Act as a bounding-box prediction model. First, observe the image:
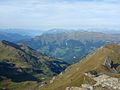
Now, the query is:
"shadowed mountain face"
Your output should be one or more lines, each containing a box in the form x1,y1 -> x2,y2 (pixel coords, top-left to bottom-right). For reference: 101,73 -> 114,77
19,30 -> 120,64
41,44 -> 120,90
0,40 -> 68,90
0,62 -> 39,82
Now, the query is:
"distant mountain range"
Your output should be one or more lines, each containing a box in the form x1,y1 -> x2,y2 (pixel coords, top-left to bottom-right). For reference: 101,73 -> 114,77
19,30 -> 120,64
0,40 -> 68,90
0,31 -> 31,42
0,29 -> 45,36
1,29 -> 120,64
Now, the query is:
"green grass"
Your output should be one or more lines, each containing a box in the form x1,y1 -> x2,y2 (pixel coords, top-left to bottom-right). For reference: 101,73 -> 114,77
0,79 -> 38,90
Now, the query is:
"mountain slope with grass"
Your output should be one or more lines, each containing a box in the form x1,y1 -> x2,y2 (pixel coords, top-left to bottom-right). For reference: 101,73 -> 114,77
41,44 -> 120,90
0,40 -> 68,90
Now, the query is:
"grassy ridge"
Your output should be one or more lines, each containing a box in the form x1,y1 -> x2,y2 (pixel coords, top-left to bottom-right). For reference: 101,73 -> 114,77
41,44 -> 120,90
0,40 -> 68,90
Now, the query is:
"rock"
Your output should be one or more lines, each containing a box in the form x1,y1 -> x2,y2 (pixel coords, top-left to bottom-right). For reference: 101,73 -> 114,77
50,76 -> 56,84
103,57 -> 118,73
65,87 -> 82,90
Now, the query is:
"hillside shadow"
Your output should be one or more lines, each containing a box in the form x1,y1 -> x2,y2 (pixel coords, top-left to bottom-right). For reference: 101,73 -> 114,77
0,62 -> 41,82
111,61 -> 120,69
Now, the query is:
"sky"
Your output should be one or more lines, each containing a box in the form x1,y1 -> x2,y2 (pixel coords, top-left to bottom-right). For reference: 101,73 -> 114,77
0,0 -> 120,30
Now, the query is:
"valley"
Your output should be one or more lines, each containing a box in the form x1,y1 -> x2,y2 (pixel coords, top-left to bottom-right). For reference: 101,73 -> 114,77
19,30 -> 120,64
0,30 -> 120,90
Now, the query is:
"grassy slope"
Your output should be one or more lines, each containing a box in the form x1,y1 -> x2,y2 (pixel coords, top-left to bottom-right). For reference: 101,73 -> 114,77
41,44 -> 120,90
0,42 -> 33,68
0,80 -> 38,90
0,41 -> 68,90
0,41 -> 40,90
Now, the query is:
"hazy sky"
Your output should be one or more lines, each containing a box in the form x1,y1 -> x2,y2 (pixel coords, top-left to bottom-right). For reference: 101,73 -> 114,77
0,0 -> 120,30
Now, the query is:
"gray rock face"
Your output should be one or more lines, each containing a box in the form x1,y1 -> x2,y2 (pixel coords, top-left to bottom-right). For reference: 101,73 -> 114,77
103,57 -> 118,73
84,72 -> 120,90
65,84 -> 94,90
103,57 -> 112,68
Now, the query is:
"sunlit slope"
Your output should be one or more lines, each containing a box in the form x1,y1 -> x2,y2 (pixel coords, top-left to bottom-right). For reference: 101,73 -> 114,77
41,44 -> 120,90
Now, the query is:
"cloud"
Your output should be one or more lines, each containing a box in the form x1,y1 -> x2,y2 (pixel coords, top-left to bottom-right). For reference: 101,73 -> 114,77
0,0 -> 120,29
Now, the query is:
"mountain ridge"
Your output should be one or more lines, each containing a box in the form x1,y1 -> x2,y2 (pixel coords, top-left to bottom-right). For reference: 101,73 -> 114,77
19,30 -> 120,64
0,40 -> 68,90
41,44 -> 120,90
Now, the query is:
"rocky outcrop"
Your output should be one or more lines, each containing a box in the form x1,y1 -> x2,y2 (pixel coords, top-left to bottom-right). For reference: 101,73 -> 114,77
84,72 -> 120,90
66,84 -> 94,90
103,57 -> 112,68
65,87 -> 82,90
60,72 -> 120,90
103,57 -> 118,73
